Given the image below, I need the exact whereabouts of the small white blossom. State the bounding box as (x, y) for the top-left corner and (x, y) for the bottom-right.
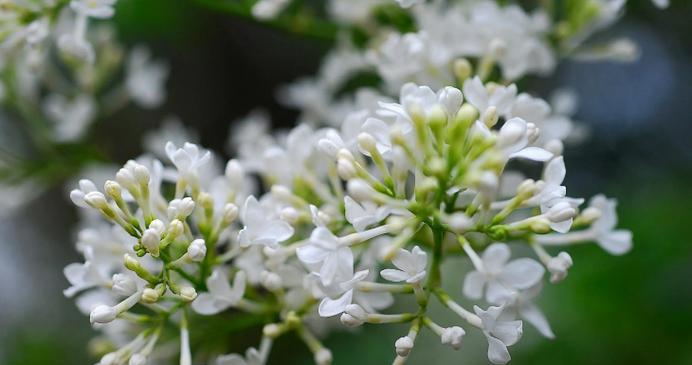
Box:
(238, 196), (294, 248)
(344, 196), (391, 232)
(463, 243), (544, 304)
(474, 305), (523, 365)
(297, 227), (353, 286)
(380, 246), (427, 284)
(192, 269), (246, 315)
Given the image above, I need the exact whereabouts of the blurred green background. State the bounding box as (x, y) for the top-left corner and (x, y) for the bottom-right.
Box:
(1, 0), (691, 364)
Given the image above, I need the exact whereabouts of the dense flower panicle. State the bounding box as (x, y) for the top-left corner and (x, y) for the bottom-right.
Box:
(57, 1), (644, 364)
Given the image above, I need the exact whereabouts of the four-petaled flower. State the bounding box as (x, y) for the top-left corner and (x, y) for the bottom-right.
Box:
(380, 246), (427, 284)
(192, 269), (246, 315)
(238, 196), (294, 248)
(463, 243), (544, 304)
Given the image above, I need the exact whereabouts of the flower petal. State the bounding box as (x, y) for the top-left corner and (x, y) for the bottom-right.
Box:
(463, 270), (486, 300)
(500, 258), (545, 290)
(486, 335), (511, 365)
(318, 289), (353, 317)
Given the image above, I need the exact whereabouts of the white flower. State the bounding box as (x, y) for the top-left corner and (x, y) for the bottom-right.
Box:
(70, 179), (99, 207)
(297, 227), (353, 286)
(586, 195), (633, 255)
(441, 326), (465, 350)
(496, 117), (553, 161)
(237, 196), (294, 248)
(126, 46), (168, 108)
(165, 142), (211, 179)
(187, 239), (207, 262)
(500, 283), (554, 339)
(316, 269), (369, 317)
(463, 76), (517, 118)
(395, 335), (414, 357)
(463, 243), (544, 304)
(70, 0), (117, 19)
(43, 94), (95, 142)
(344, 196), (391, 232)
(547, 251), (573, 283)
(192, 269), (246, 315)
(380, 246), (427, 284)
(474, 305), (523, 365)
(63, 258), (108, 297)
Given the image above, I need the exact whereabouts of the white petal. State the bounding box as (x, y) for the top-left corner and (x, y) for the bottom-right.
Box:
(500, 258), (545, 289)
(191, 293), (222, 315)
(544, 156), (566, 184)
(492, 320), (523, 346)
(207, 269), (233, 298)
(380, 269), (409, 282)
(318, 290), (353, 317)
(463, 271), (486, 300)
(550, 218), (573, 234)
(519, 302), (554, 339)
(598, 230), (632, 255)
(486, 335), (511, 365)
(486, 279), (513, 304)
(296, 244), (330, 264)
(482, 243), (511, 272)
(509, 147), (553, 161)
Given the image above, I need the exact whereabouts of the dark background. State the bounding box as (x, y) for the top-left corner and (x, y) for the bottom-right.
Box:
(1, 0), (691, 364)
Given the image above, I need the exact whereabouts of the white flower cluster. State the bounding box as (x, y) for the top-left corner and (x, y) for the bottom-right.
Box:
(0, 0), (168, 142)
(59, 0), (650, 364)
(67, 80), (631, 365)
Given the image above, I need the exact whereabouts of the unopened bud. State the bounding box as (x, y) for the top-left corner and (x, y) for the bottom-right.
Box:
(453, 58), (472, 81)
(187, 239), (206, 262)
(261, 271), (283, 291)
(112, 273), (137, 296)
(315, 348), (333, 365)
(141, 288), (160, 303)
(223, 203), (239, 223)
(90, 305), (116, 324)
(179, 286), (197, 301)
(441, 326), (465, 350)
(548, 251), (573, 283)
(357, 132), (378, 154)
(395, 336), (414, 357)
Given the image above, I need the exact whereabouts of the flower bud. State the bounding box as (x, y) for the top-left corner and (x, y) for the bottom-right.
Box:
(263, 323), (282, 338)
(347, 179), (376, 202)
(547, 201), (577, 223)
(104, 180), (122, 200)
(141, 288), (160, 303)
(453, 58), (472, 81)
(225, 159), (245, 188)
(85, 192), (108, 210)
(526, 122), (540, 144)
(395, 336), (414, 357)
(179, 286), (197, 301)
(141, 229), (161, 257)
(548, 251), (573, 283)
(98, 353), (118, 365)
(280, 207), (300, 224)
(441, 326), (465, 350)
(133, 165), (150, 185)
(498, 118), (526, 148)
(427, 104), (447, 129)
(129, 354), (147, 365)
(340, 312), (364, 327)
(337, 158), (358, 180)
(357, 132), (378, 154)
(314, 348), (332, 365)
(580, 207), (601, 224)
(187, 239), (207, 262)
(261, 271), (283, 291)
(223, 203), (239, 223)
(483, 106), (498, 127)
(530, 218), (552, 234)
(455, 103), (478, 126)
(168, 219), (184, 237)
(116, 169), (137, 189)
(90, 305), (117, 324)
(447, 213), (472, 233)
(318, 131), (343, 159)
(112, 273), (137, 296)
(545, 139), (563, 156)
(271, 185), (293, 201)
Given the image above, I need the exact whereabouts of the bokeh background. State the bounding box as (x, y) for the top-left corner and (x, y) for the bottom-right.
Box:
(1, 0), (691, 364)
